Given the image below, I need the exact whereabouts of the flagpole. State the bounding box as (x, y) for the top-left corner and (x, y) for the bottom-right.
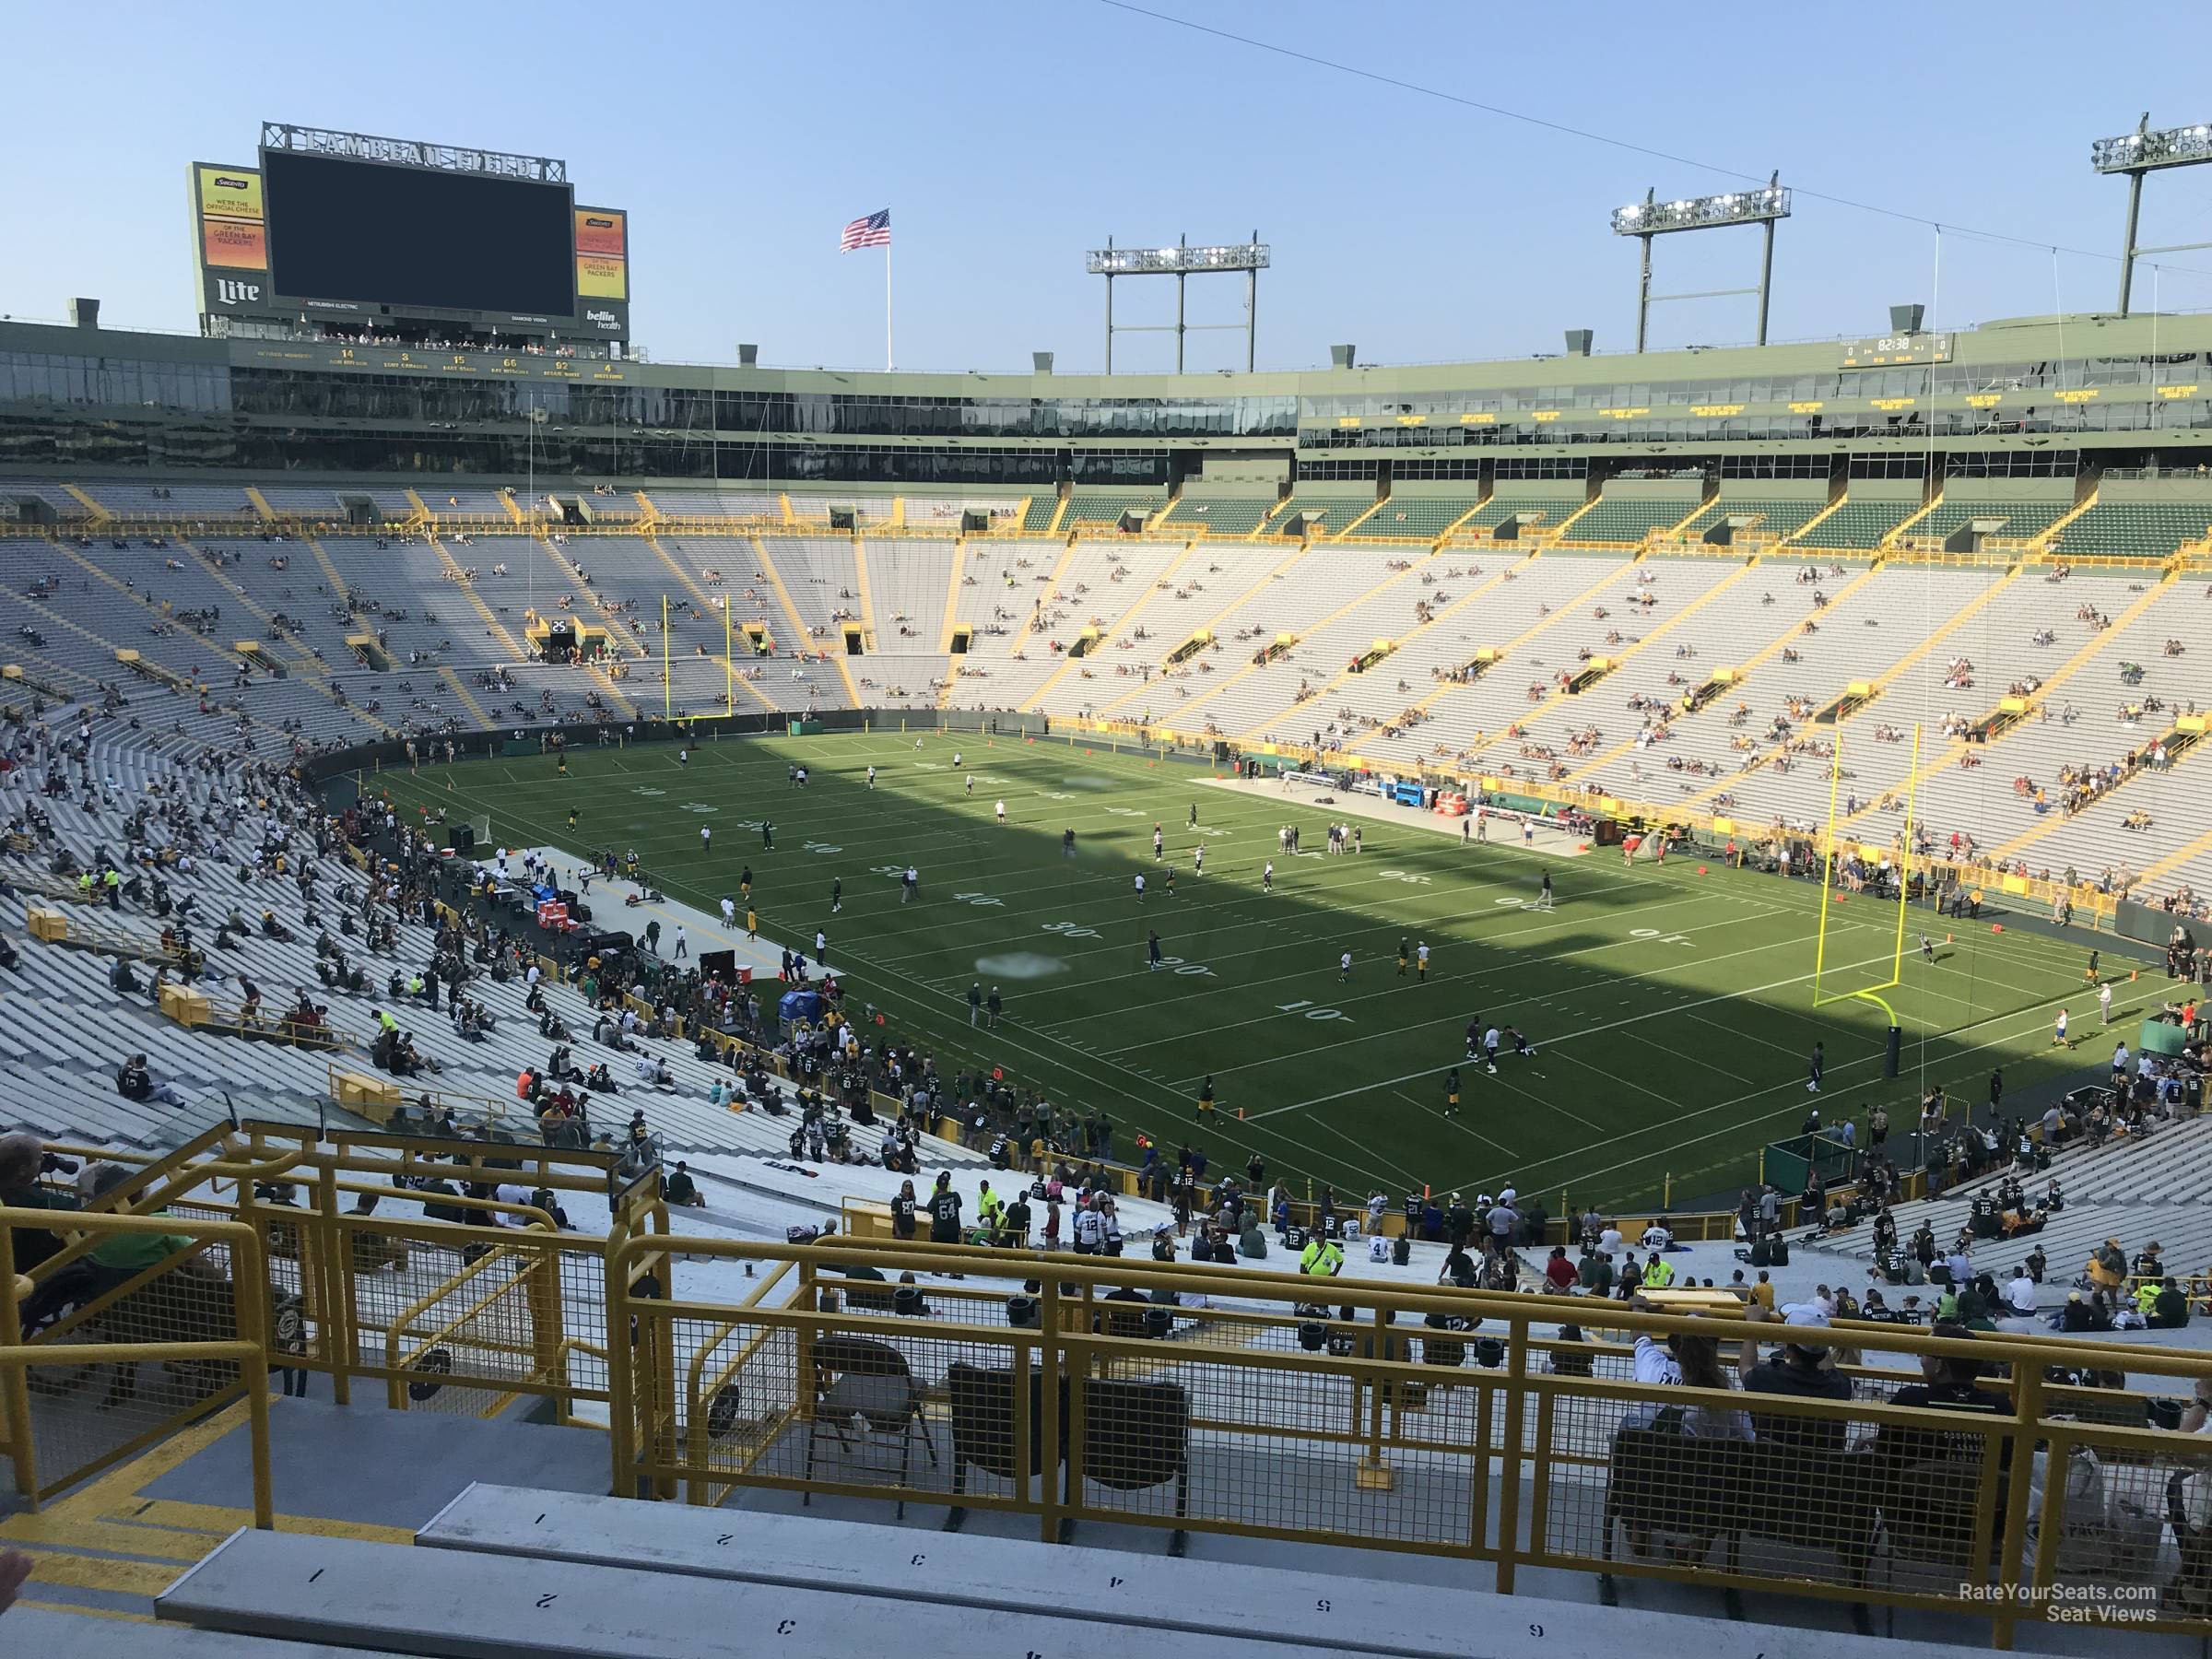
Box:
(885, 241), (894, 371)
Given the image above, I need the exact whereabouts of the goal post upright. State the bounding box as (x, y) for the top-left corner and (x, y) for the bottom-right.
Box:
(1811, 721), (1921, 984)
(1811, 723), (1920, 1077)
(1885, 721), (1924, 990)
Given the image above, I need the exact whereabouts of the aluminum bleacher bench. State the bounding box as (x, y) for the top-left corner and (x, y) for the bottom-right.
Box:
(3, 1607), (371, 1659)
(160, 1527), (1244, 1659)
(413, 1483), (1996, 1659)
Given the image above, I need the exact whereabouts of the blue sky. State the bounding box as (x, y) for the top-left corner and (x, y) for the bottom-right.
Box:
(6, 1), (2211, 372)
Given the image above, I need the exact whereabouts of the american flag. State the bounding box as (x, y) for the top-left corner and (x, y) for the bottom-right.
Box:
(840, 208), (891, 252)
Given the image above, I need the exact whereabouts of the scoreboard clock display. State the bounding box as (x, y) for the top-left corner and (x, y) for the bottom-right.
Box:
(1841, 333), (1953, 369)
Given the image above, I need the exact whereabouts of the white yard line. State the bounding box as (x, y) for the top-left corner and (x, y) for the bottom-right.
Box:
(1434, 984), (2106, 1198)
(1392, 1089), (1524, 1162)
(1245, 939), (1932, 1121)
(1173, 912), (1837, 1087)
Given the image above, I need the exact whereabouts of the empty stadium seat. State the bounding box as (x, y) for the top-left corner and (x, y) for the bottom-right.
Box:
(1155, 493), (1275, 536)
(1358, 496), (1483, 539)
(2049, 500), (2212, 560)
(1558, 493), (1701, 546)
(1802, 498), (1917, 550)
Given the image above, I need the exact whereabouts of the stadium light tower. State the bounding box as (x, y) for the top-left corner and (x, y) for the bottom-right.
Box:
(2093, 113), (2212, 317)
(1611, 175), (1791, 352)
(1086, 235), (1269, 373)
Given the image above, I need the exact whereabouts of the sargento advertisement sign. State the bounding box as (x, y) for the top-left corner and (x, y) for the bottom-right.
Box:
(574, 207), (627, 299)
(196, 165), (265, 269)
(191, 161), (273, 319)
(574, 206), (629, 335)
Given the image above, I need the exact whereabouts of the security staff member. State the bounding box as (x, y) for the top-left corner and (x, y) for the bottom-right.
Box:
(1300, 1231), (1344, 1279)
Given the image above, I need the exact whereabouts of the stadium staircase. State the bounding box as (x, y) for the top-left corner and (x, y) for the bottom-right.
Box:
(933, 535), (971, 653)
(436, 667), (496, 729)
(848, 539), (880, 654)
(1262, 493), (1367, 540)
(297, 535), (353, 606)
(60, 484), (111, 523)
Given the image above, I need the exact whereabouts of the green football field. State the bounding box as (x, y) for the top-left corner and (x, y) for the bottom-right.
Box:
(369, 730), (2141, 1212)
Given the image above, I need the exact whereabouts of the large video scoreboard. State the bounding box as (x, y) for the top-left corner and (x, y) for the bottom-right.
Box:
(190, 129), (629, 345)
